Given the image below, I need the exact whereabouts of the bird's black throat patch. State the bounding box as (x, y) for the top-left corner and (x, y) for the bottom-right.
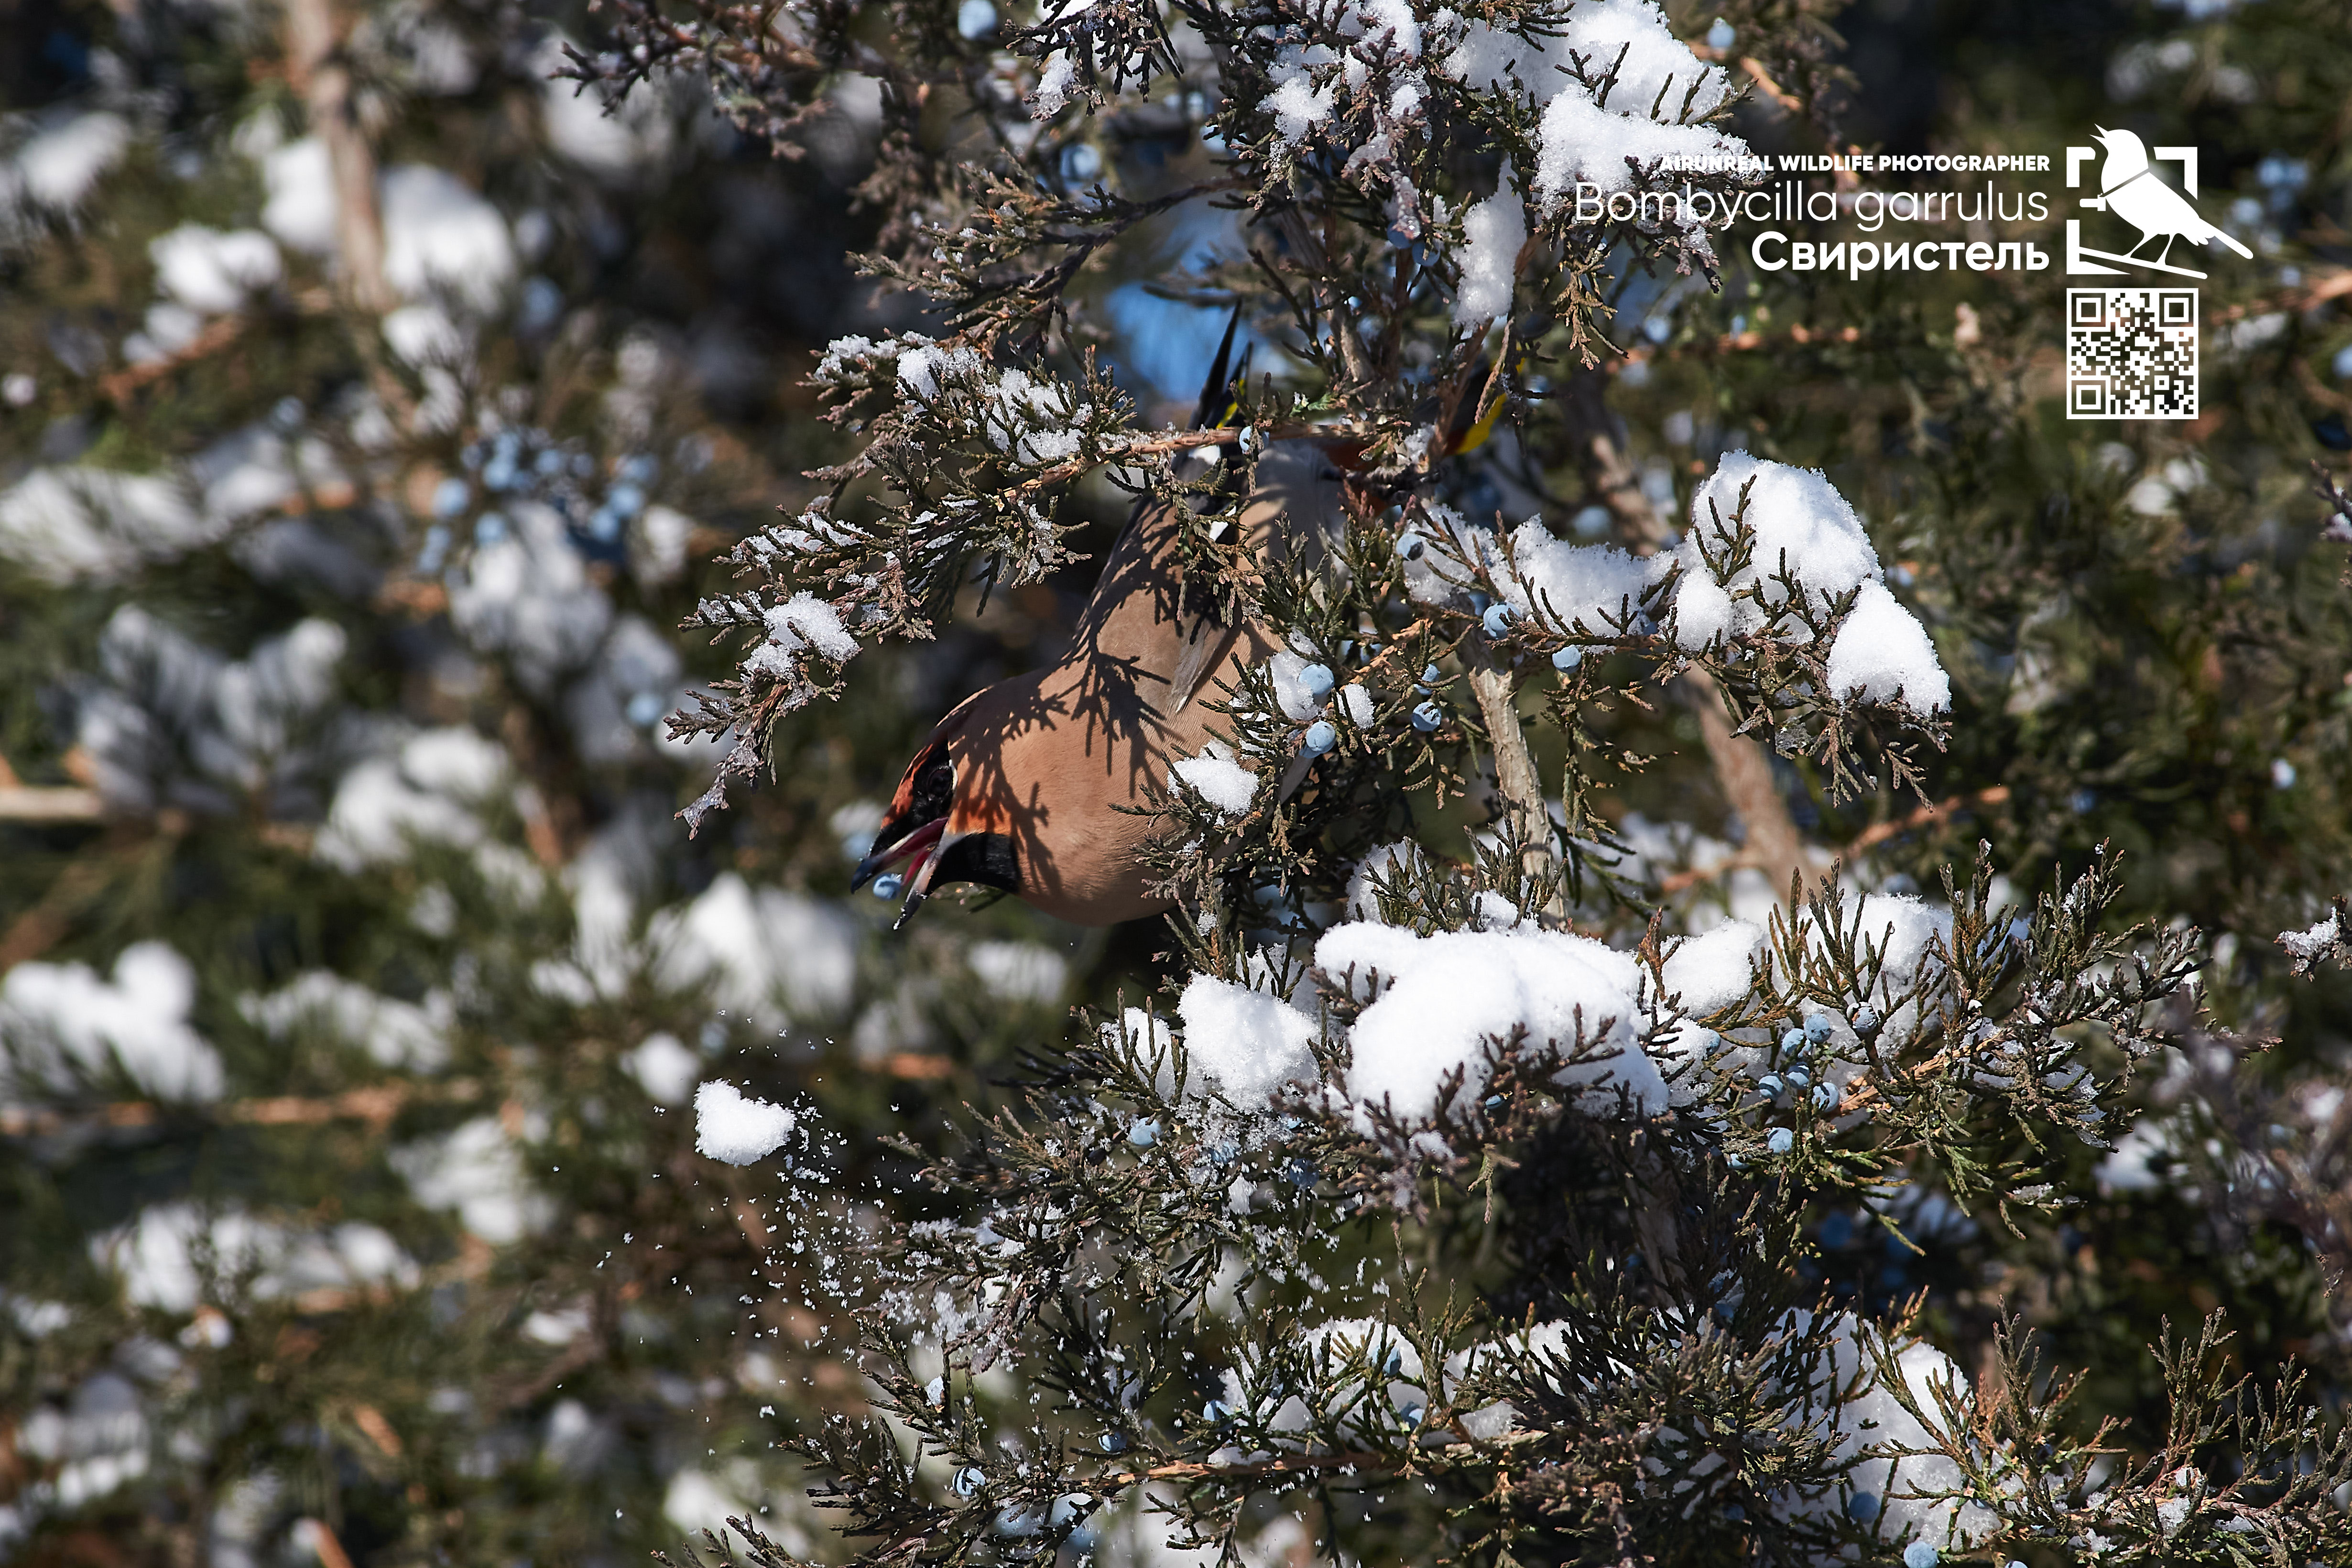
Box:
(934, 831), (1020, 893)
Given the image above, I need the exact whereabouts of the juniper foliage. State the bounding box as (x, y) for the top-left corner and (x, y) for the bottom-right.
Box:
(4, 0), (2352, 1566)
(563, 1), (2352, 1566)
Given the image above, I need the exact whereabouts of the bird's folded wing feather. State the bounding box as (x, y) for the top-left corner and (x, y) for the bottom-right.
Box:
(1073, 494), (1233, 720)
(1076, 442), (1348, 719)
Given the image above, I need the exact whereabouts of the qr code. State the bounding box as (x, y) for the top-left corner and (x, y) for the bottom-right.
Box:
(2067, 288), (2198, 420)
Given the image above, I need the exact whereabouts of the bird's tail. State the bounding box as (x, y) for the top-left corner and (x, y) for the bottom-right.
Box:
(2215, 228), (2254, 260)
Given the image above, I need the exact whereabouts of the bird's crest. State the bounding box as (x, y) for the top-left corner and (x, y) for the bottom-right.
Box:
(1191, 305), (1253, 433)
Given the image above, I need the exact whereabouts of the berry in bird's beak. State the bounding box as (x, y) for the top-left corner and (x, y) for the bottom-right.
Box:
(854, 813), (970, 931)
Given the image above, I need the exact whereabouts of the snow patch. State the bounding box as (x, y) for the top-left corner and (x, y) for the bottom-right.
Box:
(744, 593), (859, 681)
(1774, 1311), (1995, 1549)
(4, 111), (131, 218)
(1, 943), (222, 1104)
(652, 872), (859, 1028)
(1826, 579), (1949, 712)
(258, 137), (338, 254)
(447, 502), (614, 689)
(539, 33), (675, 174)
(239, 972), (452, 1073)
(90, 1204), (416, 1313)
(1673, 452), (1880, 644)
(149, 225), (282, 314)
(391, 1116), (554, 1243)
(1032, 51), (1079, 117)
(2279, 911), (2343, 972)
(380, 164), (514, 309)
(968, 941), (1068, 1004)
(1170, 741), (1257, 817)
(1530, 56), (1736, 204)
(1661, 920), (1764, 1014)
(0, 467), (219, 584)
(1494, 520), (1663, 633)
(1452, 174), (1526, 327)
(622, 1032), (701, 1105)
(694, 1080), (800, 1165)
(1316, 921), (1663, 1124)
(1175, 975), (1320, 1110)
(316, 727), (509, 869)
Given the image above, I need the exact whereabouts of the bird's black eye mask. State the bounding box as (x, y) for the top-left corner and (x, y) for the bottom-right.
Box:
(908, 754), (953, 824)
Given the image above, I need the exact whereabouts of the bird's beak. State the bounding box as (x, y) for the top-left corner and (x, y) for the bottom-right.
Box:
(852, 817), (945, 892)
(853, 816), (969, 931)
(890, 827), (963, 932)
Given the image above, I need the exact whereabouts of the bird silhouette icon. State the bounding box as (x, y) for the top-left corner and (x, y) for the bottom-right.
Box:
(2090, 126), (2253, 269)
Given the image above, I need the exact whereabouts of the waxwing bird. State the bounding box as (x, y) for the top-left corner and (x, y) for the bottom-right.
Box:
(2090, 127), (2254, 269)
(855, 316), (1349, 928)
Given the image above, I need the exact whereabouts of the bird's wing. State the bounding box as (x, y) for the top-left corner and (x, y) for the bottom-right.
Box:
(2129, 184), (2253, 256)
(1073, 492), (1232, 713)
(1077, 442), (1346, 720)
(1167, 614), (1244, 717)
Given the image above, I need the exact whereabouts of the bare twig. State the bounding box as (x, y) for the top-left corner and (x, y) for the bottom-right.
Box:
(0, 786), (102, 821)
(285, 0), (392, 314)
(1557, 367), (1818, 897)
(1736, 55), (1805, 114)
(299, 1519), (359, 1568)
(1464, 638), (1567, 919)
(98, 314), (250, 403)
(1656, 784), (2013, 895)
(0, 1082), (455, 1139)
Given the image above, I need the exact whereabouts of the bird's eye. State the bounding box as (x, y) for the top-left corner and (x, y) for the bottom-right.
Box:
(904, 751), (956, 823)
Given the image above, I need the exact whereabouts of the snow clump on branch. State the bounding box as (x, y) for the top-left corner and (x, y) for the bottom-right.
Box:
(1771, 1310), (1997, 1550)
(1316, 915), (1666, 1124)
(1674, 451), (1951, 713)
(1452, 169), (1527, 327)
(1170, 741), (1257, 818)
(1492, 519), (1668, 636)
(745, 594), (859, 680)
(0, 942), (223, 1105)
(1440, 2), (1740, 212)
(1174, 976), (1320, 1111)
(2278, 904), (2349, 978)
(1445, 1), (1730, 121)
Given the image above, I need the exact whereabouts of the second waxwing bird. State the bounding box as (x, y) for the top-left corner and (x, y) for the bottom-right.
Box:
(854, 319), (1350, 928)
(2090, 127), (2254, 269)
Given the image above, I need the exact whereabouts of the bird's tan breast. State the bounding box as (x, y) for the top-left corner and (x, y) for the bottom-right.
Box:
(952, 627), (1269, 926)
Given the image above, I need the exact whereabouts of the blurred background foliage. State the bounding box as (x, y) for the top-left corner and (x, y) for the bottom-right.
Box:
(0, 0), (2347, 1563)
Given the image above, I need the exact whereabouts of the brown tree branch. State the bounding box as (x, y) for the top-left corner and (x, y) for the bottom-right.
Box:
(1464, 640), (1567, 920)
(0, 786), (102, 821)
(285, 0), (392, 315)
(1557, 368), (1819, 898)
